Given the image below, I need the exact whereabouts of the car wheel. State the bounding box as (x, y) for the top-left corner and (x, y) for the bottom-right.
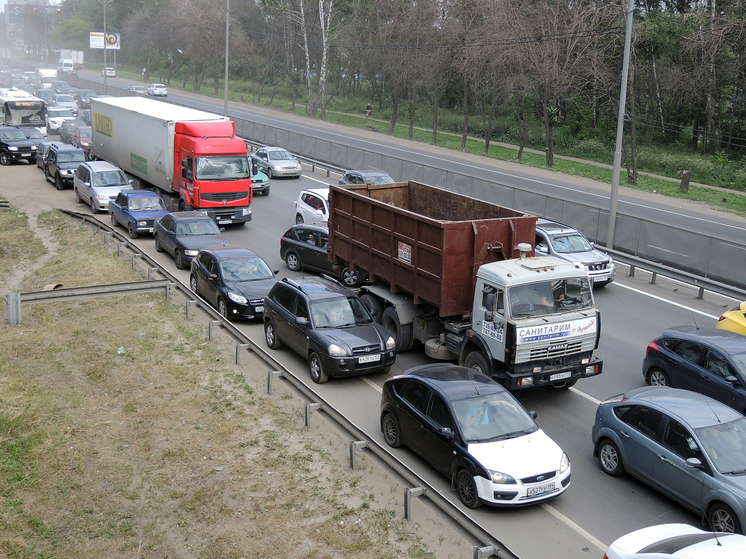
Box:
(285, 250), (301, 271)
(0, 152), (10, 166)
(708, 502), (741, 533)
(598, 439), (624, 476)
(265, 320), (282, 349)
(217, 298), (227, 318)
(29, 157), (36, 165)
(55, 175), (63, 191)
(267, 168), (273, 179)
(189, 275), (198, 293)
(646, 367), (670, 386)
(309, 352), (329, 384)
(75, 187), (82, 203)
(110, 213), (118, 227)
(175, 249), (186, 269)
(154, 234), (164, 252)
(295, 213), (304, 224)
(382, 413), (402, 448)
(340, 266), (360, 287)
(382, 306), (414, 352)
(380, 365), (391, 375)
(464, 350), (489, 376)
(90, 197), (97, 214)
(360, 294), (383, 323)
(263, 186), (270, 196)
(127, 222), (138, 239)
(456, 470), (481, 509)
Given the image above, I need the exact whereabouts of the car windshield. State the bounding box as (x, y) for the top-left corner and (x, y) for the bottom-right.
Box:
(127, 197), (165, 211)
(175, 220), (221, 236)
(57, 151), (86, 163)
(21, 128), (43, 139)
(80, 90), (96, 98)
(268, 150), (293, 161)
(0, 129), (28, 141)
(365, 174), (395, 185)
(310, 297), (372, 328)
(195, 156), (250, 181)
(549, 233), (593, 253)
(452, 392), (537, 443)
(93, 170), (128, 187)
(56, 95), (75, 103)
(49, 109), (74, 118)
(220, 257), (274, 282)
(509, 278), (594, 318)
(695, 417), (746, 475)
(77, 128), (92, 138)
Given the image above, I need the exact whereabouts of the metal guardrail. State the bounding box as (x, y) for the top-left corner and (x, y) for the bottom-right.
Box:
(21, 209), (517, 559)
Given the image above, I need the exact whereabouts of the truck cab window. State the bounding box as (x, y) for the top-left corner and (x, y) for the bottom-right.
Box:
(182, 157), (193, 181)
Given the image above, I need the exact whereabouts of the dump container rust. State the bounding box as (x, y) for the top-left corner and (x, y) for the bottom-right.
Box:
(329, 181), (537, 317)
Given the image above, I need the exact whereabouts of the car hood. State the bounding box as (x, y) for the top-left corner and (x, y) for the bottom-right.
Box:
(318, 322), (389, 352)
(225, 278), (278, 301)
(121, 208), (169, 220)
(92, 185), (133, 196)
(57, 162), (83, 171)
(4, 139), (38, 150)
(47, 117), (75, 126)
(467, 429), (565, 478)
(176, 235), (230, 250)
(554, 249), (610, 267)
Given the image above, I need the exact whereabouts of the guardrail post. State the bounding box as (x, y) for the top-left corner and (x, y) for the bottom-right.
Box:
(326, 168), (330, 177)
(305, 402), (322, 427)
(148, 268), (159, 280)
(267, 370), (283, 394)
(349, 440), (369, 470)
(186, 300), (197, 320)
(117, 241), (126, 256)
(628, 264), (636, 278)
(131, 253), (142, 269)
(473, 545), (498, 559)
(104, 231), (115, 244)
(7, 293), (21, 325)
(235, 343), (249, 364)
(697, 286), (705, 299)
(166, 283), (174, 302)
(208, 320), (221, 341)
(404, 487), (426, 520)
(650, 271), (657, 285)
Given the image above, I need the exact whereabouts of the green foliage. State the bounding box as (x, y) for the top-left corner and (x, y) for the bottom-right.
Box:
(49, 17), (94, 50)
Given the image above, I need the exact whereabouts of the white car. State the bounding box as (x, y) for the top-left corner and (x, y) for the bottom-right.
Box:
(45, 107), (77, 134)
(295, 188), (329, 225)
(147, 83), (168, 97)
(605, 523), (746, 558)
(101, 67), (116, 77)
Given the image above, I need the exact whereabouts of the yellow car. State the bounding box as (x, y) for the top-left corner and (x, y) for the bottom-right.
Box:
(717, 301), (746, 335)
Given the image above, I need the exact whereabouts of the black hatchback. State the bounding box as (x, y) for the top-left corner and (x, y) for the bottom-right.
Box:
(643, 325), (746, 414)
(263, 276), (396, 383)
(190, 245), (278, 319)
(153, 212), (229, 269)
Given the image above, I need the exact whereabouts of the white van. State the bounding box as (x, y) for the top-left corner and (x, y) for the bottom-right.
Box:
(58, 59), (74, 74)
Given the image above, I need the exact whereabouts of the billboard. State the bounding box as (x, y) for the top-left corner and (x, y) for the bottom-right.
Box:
(89, 32), (121, 50)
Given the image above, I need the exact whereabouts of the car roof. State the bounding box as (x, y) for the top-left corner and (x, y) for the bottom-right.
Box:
(200, 245), (259, 260)
(280, 276), (351, 299)
(394, 363), (507, 401)
(82, 160), (121, 171)
(621, 386), (743, 429)
(662, 325), (746, 356)
(347, 169), (387, 175)
(263, 146), (290, 151)
(535, 218), (581, 235)
(169, 211), (211, 220)
(291, 223), (328, 233)
(53, 144), (84, 152)
(301, 188), (329, 198)
(123, 190), (159, 198)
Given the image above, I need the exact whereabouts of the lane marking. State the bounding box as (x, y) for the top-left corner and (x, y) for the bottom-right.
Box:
(541, 503), (608, 553)
(611, 282), (720, 320)
(361, 376), (382, 393)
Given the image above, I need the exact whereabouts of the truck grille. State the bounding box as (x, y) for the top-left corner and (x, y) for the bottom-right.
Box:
(529, 340), (583, 360)
(201, 191), (248, 202)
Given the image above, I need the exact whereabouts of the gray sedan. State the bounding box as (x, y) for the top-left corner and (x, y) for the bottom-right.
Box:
(592, 386), (746, 533)
(250, 146), (302, 178)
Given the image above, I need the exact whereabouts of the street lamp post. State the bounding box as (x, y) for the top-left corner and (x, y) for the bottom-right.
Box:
(96, 0), (114, 93)
(223, 0), (229, 116)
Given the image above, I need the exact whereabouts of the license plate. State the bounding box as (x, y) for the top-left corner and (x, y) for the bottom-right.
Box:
(358, 354), (381, 364)
(593, 276), (605, 282)
(528, 482), (555, 497)
(550, 371), (572, 381)
(22, 153), (31, 157)
(218, 220), (232, 224)
(254, 305), (264, 313)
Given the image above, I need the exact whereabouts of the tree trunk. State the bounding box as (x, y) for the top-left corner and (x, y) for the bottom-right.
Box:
(461, 75), (469, 150)
(485, 89), (497, 155)
(432, 92), (439, 145)
(629, 63), (638, 185)
(408, 83), (416, 139)
(543, 100), (554, 167)
(388, 84), (399, 134)
(651, 56), (666, 142)
(517, 94), (527, 160)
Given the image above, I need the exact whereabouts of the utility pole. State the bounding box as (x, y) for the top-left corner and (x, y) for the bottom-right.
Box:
(223, 0), (230, 116)
(96, 0), (114, 94)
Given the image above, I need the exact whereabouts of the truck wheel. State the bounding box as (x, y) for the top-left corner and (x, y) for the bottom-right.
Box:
(127, 222), (138, 239)
(360, 294), (383, 323)
(309, 352), (329, 384)
(464, 351), (489, 375)
(382, 307), (414, 352)
(178, 199), (193, 212)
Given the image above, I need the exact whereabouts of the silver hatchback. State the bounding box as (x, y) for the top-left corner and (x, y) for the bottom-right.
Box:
(593, 386), (746, 534)
(74, 161), (133, 213)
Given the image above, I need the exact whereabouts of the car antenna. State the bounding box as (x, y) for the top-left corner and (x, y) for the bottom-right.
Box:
(692, 312), (700, 330)
(701, 392), (723, 424)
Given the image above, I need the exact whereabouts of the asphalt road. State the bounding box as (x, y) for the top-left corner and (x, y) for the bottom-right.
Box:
(3, 158), (742, 559)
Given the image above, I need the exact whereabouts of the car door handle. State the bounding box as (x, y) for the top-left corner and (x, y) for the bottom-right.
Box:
(658, 454), (671, 464)
(620, 430), (630, 438)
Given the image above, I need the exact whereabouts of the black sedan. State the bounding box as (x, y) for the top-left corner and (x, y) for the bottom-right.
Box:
(153, 212), (229, 269)
(643, 325), (746, 414)
(381, 364), (571, 508)
(190, 245), (278, 319)
(280, 224), (366, 287)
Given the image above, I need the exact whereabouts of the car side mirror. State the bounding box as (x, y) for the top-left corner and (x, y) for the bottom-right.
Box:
(536, 245), (549, 255)
(273, 270), (279, 275)
(529, 410), (538, 420)
(83, 181), (90, 187)
(685, 457), (704, 470)
(295, 316), (309, 327)
(726, 375), (739, 385)
(439, 427), (454, 439)
(207, 273), (218, 281)
(128, 179), (133, 184)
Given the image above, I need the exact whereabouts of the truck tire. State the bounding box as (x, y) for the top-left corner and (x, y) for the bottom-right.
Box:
(464, 351), (489, 376)
(360, 294), (383, 323)
(382, 307), (414, 352)
(178, 199), (193, 212)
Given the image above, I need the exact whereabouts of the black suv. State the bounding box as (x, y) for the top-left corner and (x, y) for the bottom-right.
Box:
(263, 276), (396, 384)
(0, 125), (38, 166)
(44, 143), (87, 190)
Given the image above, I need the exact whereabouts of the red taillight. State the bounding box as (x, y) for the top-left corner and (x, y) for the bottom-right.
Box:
(646, 340), (659, 355)
(718, 315), (726, 322)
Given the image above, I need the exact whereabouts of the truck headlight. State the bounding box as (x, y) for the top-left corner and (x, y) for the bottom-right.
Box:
(227, 291), (247, 304)
(242, 207), (251, 216)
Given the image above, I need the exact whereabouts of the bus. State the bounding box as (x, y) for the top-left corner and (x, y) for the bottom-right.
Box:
(0, 88), (46, 133)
